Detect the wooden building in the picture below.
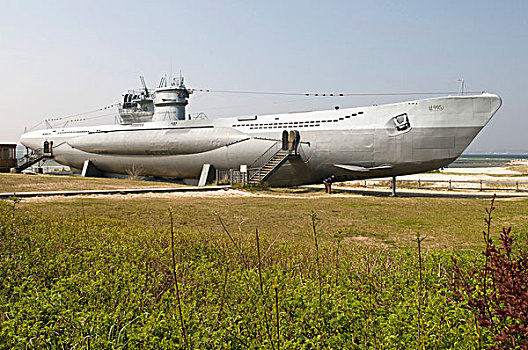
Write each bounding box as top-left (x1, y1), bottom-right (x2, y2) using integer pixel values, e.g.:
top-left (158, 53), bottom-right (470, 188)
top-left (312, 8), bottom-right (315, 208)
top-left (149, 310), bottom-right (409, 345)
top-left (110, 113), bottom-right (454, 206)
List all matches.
top-left (0, 143), bottom-right (17, 172)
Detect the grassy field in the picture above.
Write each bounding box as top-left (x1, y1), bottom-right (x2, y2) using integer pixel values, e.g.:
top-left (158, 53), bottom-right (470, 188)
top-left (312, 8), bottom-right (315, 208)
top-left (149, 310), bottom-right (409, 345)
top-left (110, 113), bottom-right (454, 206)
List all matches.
top-left (2, 182), bottom-right (527, 348)
top-left (21, 193), bottom-right (528, 250)
top-left (0, 173), bottom-right (182, 193)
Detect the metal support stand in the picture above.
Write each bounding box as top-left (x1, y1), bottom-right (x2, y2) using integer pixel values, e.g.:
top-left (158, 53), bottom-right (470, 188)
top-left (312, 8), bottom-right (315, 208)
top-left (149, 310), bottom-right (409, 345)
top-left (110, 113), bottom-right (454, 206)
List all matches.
top-left (391, 176), bottom-right (397, 197)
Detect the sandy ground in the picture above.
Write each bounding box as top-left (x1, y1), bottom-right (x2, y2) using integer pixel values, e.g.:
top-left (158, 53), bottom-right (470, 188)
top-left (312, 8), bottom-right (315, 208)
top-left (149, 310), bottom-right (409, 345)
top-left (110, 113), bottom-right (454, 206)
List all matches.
top-left (340, 167), bottom-right (528, 190)
top-left (441, 167), bottom-right (521, 175)
top-left (9, 167), bottom-right (528, 203)
top-left (19, 188), bottom-right (369, 203)
top-left (19, 186), bottom-right (528, 204)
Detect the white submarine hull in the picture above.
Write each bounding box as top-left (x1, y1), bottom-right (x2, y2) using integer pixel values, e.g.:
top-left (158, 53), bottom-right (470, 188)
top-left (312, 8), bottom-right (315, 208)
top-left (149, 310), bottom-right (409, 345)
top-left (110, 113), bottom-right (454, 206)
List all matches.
top-left (68, 127), bottom-right (250, 155)
top-left (20, 93), bottom-right (502, 186)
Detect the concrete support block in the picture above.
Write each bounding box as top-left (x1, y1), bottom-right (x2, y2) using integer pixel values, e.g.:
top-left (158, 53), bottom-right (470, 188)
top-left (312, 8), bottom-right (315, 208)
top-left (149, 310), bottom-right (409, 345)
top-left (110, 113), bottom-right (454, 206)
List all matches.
top-left (198, 163), bottom-right (216, 186)
top-left (81, 160), bottom-right (103, 177)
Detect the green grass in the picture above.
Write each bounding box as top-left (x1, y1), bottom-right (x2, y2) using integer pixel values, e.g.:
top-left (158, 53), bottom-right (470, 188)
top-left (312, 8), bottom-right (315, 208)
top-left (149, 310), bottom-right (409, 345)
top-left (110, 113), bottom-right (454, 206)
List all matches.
top-left (1, 194), bottom-right (527, 348)
top-left (21, 194), bottom-right (528, 250)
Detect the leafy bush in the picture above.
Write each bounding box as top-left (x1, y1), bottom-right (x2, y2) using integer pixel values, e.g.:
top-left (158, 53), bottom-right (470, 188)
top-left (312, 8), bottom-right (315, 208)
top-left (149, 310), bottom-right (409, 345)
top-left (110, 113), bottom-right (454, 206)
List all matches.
top-left (453, 196), bottom-right (528, 349)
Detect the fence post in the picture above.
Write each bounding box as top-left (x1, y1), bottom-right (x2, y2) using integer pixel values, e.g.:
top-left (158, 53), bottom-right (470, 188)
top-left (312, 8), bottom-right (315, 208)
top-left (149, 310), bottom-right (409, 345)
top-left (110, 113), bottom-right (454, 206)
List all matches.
top-left (418, 179), bottom-right (421, 189)
top-left (448, 179), bottom-right (452, 190)
top-left (479, 180), bottom-right (483, 191)
top-left (364, 180), bottom-right (367, 188)
top-left (516, 181), bottom-right (519, 192)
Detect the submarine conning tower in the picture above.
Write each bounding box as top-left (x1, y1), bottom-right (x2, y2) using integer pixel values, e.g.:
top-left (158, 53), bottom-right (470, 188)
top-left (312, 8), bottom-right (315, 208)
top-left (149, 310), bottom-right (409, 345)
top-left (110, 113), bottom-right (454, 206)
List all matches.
top-left (152, 77), bottom-right (192, 121)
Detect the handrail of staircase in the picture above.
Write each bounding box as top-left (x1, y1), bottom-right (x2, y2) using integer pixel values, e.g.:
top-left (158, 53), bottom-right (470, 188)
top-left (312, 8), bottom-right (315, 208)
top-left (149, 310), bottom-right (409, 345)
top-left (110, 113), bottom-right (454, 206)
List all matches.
top-left (247, 146), bottom-right (288, 183)
top-left (18, 140), bottom-right (67, 163)
top-left (248, 140), bottom-right (282, 169)
top-left (15, 155), bottom-right (47, 172)
top-left (247, 168), bottom-right (261, 183)
top-left (18, 152), bottom-right (41, 164)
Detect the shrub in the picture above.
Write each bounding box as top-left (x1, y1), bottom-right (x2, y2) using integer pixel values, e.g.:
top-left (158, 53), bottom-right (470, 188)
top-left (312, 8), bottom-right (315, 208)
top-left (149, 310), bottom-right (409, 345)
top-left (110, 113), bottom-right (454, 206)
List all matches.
top-left (452, 196), bottom-right (528, 349)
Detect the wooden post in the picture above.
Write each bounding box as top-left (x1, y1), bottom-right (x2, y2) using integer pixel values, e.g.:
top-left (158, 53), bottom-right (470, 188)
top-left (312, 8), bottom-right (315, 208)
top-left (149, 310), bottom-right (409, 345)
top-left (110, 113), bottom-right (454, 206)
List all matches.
top-left (418, 179), bottom-right (421, 189)
top-left (479, 180), bottom-right (483, 191)
top-left (448, 179), bottom-right (452, 190)
top-left (391, 176), bottom-right (397, 197)
top-left (516, 181), bottom-right (519, 192)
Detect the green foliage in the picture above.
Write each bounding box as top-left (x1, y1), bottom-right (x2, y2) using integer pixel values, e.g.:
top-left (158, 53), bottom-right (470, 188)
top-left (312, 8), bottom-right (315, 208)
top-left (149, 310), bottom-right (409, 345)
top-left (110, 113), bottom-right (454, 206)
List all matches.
top-left (0, 201), bottom-right (506, 348)
top-left (453, 196), bottom-right (528, 349)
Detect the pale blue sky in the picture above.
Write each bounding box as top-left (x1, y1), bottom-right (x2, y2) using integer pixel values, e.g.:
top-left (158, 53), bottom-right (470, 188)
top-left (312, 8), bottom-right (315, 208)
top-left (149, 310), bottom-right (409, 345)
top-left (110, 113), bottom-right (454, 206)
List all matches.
top-left (1, 0), bottom-right (527, 152)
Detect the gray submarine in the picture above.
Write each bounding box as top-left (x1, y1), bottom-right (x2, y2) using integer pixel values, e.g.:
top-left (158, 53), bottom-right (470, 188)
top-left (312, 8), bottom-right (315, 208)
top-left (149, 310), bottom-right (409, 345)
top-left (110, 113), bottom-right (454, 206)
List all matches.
top-left (20, 77), bottom-right (502, 186)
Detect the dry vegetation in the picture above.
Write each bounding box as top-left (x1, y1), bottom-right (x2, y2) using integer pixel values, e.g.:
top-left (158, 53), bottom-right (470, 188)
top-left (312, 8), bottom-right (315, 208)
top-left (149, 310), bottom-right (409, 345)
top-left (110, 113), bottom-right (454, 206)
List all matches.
top-left (0, 173), bottom-right (182, 193)
top-left (507, 165), bottom-right (528, 175)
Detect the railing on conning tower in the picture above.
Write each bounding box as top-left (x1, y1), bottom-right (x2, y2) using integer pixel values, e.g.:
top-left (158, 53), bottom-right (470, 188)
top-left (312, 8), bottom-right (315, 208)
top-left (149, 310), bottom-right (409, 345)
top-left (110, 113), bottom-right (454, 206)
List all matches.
top-left (117, 106), bottom-right (154, 124)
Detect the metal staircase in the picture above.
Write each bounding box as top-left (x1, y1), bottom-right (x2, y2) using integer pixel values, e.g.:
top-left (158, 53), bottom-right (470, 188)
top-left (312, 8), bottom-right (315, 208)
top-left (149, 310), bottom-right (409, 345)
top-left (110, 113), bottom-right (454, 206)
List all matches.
top-left (15, 140), bottom-right (62, 173)
top-left (226, 132), bottom-right (303, 186)
top-left (248, 147), bottom-right (295, 185)
top-left (16, 154), bottom-right (53, 173)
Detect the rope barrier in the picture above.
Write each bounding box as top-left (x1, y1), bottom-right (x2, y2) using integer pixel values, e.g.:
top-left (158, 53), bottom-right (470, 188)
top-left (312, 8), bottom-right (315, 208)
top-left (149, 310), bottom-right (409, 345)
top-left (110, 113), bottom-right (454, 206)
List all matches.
top-left (26, 87), bottom-right (484, 131)
top-left (192, 89), bottom-right (483, 97)
top-left (45, 103), bottom-right (119, 122)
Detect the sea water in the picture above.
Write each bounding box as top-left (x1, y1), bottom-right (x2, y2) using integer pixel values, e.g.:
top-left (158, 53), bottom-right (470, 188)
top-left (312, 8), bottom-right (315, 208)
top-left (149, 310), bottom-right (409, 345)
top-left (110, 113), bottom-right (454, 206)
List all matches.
top-left (450, 154), bottom-right (528, 168)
